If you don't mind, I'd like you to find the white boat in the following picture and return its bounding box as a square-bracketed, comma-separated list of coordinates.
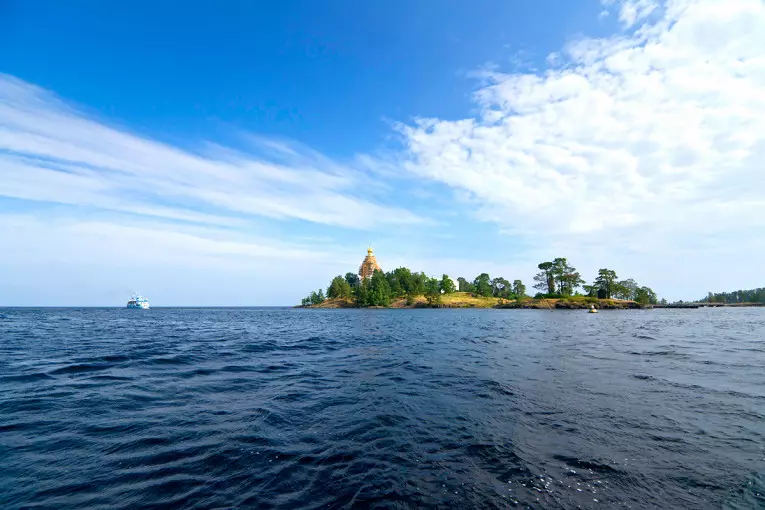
[588, 304, 598, 313]
[127, 294, 150, 309]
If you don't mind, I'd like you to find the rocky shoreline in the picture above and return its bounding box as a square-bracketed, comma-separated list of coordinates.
[300, 295, 650, 310]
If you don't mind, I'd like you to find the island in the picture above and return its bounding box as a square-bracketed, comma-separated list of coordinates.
[310, 293, 647, 309]
[299, 248, 657, 309]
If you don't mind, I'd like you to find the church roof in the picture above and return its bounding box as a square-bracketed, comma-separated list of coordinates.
[359, 247, 382, 279]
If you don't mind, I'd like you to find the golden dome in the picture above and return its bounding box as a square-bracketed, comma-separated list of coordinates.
[359, 247, 382, 280]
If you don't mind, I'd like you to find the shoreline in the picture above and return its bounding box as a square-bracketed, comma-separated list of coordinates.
[299, 293, 650, 310]
[298, 292, 765, 310]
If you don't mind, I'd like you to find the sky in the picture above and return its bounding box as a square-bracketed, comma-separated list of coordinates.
[1, 0, 764, 306]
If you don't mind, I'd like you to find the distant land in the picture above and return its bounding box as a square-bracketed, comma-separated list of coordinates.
[701, 287, 765, 305]
[309, 293, 646, 309]
[298, 249, 765, 310]
[299, 249, 660, 309]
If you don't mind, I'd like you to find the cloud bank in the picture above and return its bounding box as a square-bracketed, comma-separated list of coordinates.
[399, 0, 765, 242]
[389, 0, 765, 298]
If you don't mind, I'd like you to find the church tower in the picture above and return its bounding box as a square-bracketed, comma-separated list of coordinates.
[358, 247, 382, 281]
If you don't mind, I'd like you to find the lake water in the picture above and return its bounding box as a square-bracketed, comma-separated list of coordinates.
[1, 308, 763, 509]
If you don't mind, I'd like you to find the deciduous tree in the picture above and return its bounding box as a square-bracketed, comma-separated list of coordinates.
[410, 272, 428, 297]
[614, 279, 638, 300]
[473, 273, 493, 297]
[440, 274, 456, 294]
[635, 286, 657, 305]
[385, 270, 404, 297]
[344, 272, 359, 288]
[391, 267, 414, 298]
[491, 277, 511, 298]
[457, 277, 473, 293]
[425, 277, 442, 305]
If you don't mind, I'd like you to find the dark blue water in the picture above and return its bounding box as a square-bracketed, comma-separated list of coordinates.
[1, 308, 763, 509]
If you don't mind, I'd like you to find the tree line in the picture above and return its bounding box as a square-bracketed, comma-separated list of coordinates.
[302, 269, 458, 307]
[702, 287, 765, 304]
[532, 258, 658, 304]
[455, 275, 526, 300]
[301, 257, 658, 306]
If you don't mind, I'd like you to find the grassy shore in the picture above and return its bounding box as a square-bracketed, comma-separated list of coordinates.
[304, 292, 646, 309]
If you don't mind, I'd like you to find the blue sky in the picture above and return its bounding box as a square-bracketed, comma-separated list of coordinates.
[1, 0, 764, 305]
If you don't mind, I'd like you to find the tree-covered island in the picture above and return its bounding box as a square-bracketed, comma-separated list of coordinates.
[299, 249, 659, 309]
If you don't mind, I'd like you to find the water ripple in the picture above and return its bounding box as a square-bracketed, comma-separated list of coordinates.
[1, 307, 764, 509]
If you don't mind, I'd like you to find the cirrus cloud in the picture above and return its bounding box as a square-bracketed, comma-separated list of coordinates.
[0, 74, 428, 230]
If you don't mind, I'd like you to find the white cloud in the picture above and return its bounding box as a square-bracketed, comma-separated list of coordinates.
[0, 213, 321, 264]
[0, 75, 427, 230]
[599, 0, 661, 28]
[618, 0, 660, 27]
[398, 0, 765, 297]
[0, 212, 366, 306]
[0, 77, 438, 304]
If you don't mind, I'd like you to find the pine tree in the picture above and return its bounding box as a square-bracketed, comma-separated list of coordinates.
[512, 280, 526, 298]
[354, 279, 369, 306]
[367, 270, 391, 306]
[594, 269, 618, 299]
[533, 262, 555, 294]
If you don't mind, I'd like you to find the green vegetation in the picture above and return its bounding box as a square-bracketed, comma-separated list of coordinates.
[530, 262, 657, 305]
[593, 268, 618, 299]
[473, 273, 493, 297]
[368, 271, 392, 307]
[512, 280, 526, 300]
[344, 272, 359, 287]
[440, 274, 456, 294]
[424, 277, 442, 305]
[327, 276, 352, 300]
[301, 257, 659, 308]
[702, 287, 765, 304]
[532, 258, 584, 296]
[300, 289, 326, 307]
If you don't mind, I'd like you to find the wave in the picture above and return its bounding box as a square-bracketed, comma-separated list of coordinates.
[1, 306, 762, 509]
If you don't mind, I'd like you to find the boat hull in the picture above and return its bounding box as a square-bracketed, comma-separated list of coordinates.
[127, 297, 150, 309]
